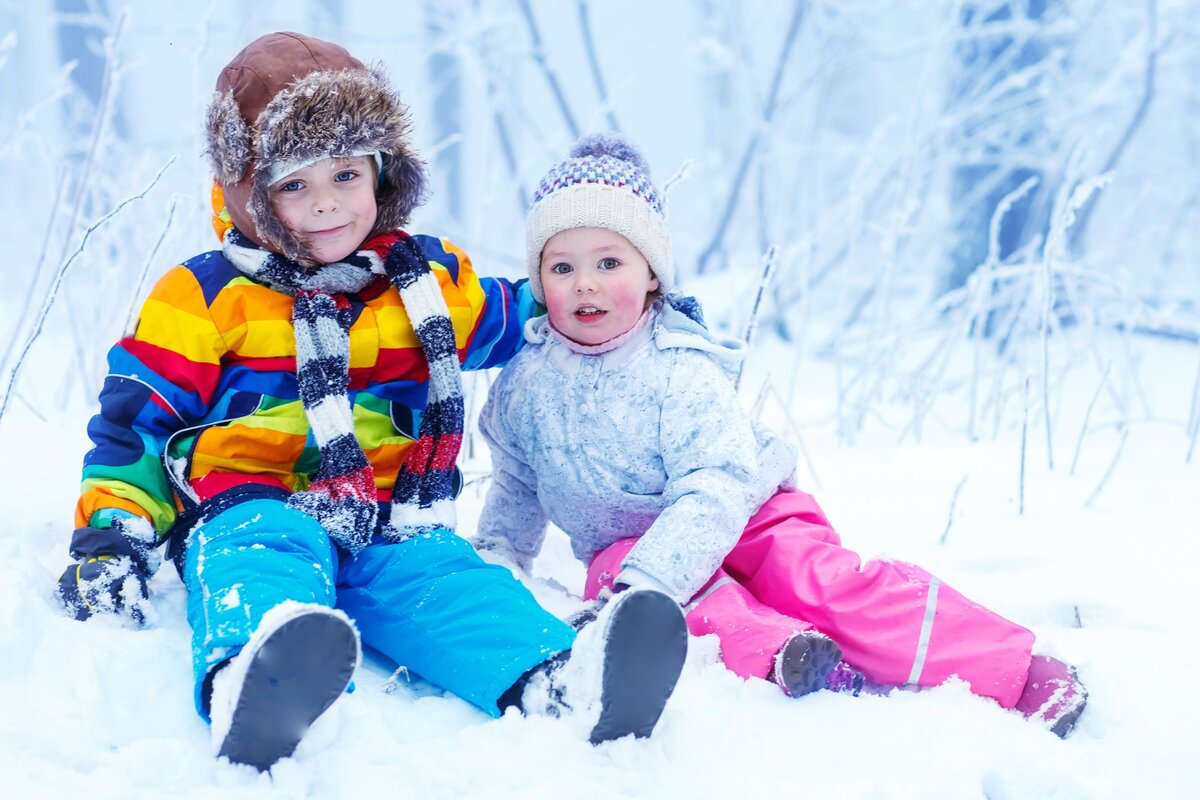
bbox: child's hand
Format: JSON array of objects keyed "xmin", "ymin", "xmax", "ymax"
[
  {"xmin": 474, "ymin": 536, "xmax": 534, "ymax": 574},
  {"xmin": 56, "ymin": 524, "xmax": 156, "ymax": 626}
]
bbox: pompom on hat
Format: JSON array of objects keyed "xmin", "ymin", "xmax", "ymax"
[
  {"xmin": 204, "ymin": 32, "xmax": 426, "ymax": 265},
  {"xmin": 526, "ymin": 134, "xmax": 673, "ymax": 303}
]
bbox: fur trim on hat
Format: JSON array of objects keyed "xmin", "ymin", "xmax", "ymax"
[
  {"xmin": 204, "ymin": 38, "xmax": 426, "ymax": 265},
  {"xmin": 205, "ymin": 89, "xmax": 254, "ymax": 187},
  {"xmin": 525, "ymin": 134, "xmax": 672, "ymax": 303}
]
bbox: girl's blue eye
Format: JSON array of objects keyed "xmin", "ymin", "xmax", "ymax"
[
  {"xmin": 278, "ymin": 180, "xmax": 303, "ymax": 192},
  {"xmin": 598, "ymin": 257, "xmax": 619, "ymax": 270},
  {"xmin": 334, "ymin": 170, "xmax": 358, "ymax": 183},
  {"xmin": 550, "ymin": 262, "xmax": 572, "ymax": 275}
]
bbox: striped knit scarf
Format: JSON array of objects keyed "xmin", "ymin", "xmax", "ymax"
[{"xmin": 222, "ymin": 227, "xmax": 464, "ymax": 554}]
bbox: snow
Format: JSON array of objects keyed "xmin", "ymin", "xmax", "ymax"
[
  {"xmin": 3, "ymin": 1, "xmax": 1200, "ymax": 796},
  {"xmin": 2, "ymin": 333, "xmax": 1198, "ymax": 799}
]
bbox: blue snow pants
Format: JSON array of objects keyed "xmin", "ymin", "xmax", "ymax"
[{"xmin": 182, "ymin": 498, "xmax": 575, "ymax": 720}]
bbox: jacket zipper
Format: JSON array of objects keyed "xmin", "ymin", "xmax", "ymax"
[{"xmin": 161, "ymin": 395, "xmax": 266, "ymax": 510}]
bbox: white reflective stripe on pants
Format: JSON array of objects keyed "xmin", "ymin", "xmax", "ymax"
[
  {"xmin": 906, "ymin": 576, "xmax": 941, "ymax": 685},
  {"xmin": 684, "ymin": 575, "xmax": 738, "ymax": 612}
]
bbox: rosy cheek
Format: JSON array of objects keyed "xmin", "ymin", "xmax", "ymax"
[
  {"xmin": 611, "ymin": 286, "xmax": 647, "ymax": 311},
  {"xmin": 542, "ymin": 287, "xmax": 569, "ymax": 318}
]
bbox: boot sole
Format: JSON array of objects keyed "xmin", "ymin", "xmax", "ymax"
[
  {"xmin": 1049, "ymin": 666, "xmax": 1088, "ymax": 739},
  {"xmin": 776, "ymin": 632, "xmax": 843, "ymax": 698},
  {"xmin": 589, "ymin": 590, "xmax": 688, "ymax": 745},
  {"xmin": 216, "ymin": 610, "xmax": 359, "ymax": 770}
]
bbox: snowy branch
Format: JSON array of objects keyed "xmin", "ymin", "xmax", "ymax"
[
  {"xmin": 1068, "ymin": 0, "xmax": 1159, "ymax": 255},
  {"xmin": 514, "ymin": 0, "xmax": 580, "ymax": 138},
  {"xmin": 696, "ymin": 0, "xmax": 806, "ymax": 274},
  {"xmin": 575, "ymin": 0, "xmax": 620, "ymax": 132},
  {"xmin": 0, "ymin": 157, "xmax": 177, "ymax": 426}
]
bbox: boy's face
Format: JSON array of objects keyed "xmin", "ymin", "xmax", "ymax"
[
  {"xmin": 269, "ymin": 155, "xmax": 379, "ymax": 264},
  {"xmin": 540, "ymin": 227, "xmax": 659, "ymax": 346}
]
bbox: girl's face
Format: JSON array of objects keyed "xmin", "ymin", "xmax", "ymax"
[
  {"xmin": 269, "ymin": 155, "xmax": 378, "ymax": 264},
  {"xmin": 540, "ymin": 227, "xmax": 659, "ymax": 346}
]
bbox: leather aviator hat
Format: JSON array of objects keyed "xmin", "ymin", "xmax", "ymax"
[{"xmin": 204, "ymin": 31, "xmax": 426, "ymax": 265}]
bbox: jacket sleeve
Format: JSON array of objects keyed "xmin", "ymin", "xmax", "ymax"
[
  {"xmin": 75, "ymin": 265, "xmax": 227, "ymax": 537},
  {"xmin": 475, "ymin": 363, "xmax": 549, "ymax": 570},
  {"xmin": 620, "ymin": 350, "xmax": 764, "ymax": 603},
  {"xmin": 415, "ymin": 235, "xmax": 540, "ymax": 372}
]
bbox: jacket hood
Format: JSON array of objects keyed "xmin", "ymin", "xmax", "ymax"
[{"xmin": 204, "ymin": 32, "xmax": 426, "ymax": 265}]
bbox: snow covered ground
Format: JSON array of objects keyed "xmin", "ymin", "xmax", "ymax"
[
  {"xmin": 1, "ymin": 324, "xmax": 1198, "ymax": 800},
  {"xmin": 3, "ymin": 1, "xmax": 1198, "ymax": 796}
]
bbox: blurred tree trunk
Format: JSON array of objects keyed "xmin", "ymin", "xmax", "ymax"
[
  {"xmin": 944, "ymin": 0, "xmax": 1061, "ymax": 304},
  {"xmin": 426, "ymin": 0, "xmax": 463, "ymax": 224}
]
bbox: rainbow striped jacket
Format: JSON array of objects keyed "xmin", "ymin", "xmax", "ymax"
[{"xmin": 76, "ymin": 234, "xmax": 532, "ymax": 540}]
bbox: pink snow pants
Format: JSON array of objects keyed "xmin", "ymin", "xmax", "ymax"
[{"xmin": 584, "ymin": 489, "xmax": 1034, "ymax": 708}]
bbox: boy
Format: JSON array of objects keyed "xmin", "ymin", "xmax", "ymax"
[{"xmin": 55, "ymin": 32, "xmax": 686, "ymax": 771}]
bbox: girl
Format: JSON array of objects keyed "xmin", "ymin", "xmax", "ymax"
[{"xmin": 477, "ymin": 134, "xmax": 1087, "ymax": 738}]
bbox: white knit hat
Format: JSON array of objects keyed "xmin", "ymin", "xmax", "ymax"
[{"xmin": 525, "ymin": 134, "xmax": 672, "ymax": 303}]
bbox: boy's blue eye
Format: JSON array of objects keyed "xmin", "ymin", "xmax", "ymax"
[
  {"xmin": 598, "ymin": 257, "xmax": 620, "ymax": 270},
  {"xmin": 550, "ymin": 262, "xmax": 573, "ymax": 275},
  {"xmin": 334, "ymin": 170, "xmax": 358, "ymax": 183},
  {"xmin": 278, "ymin": 180, "xmax": 303, "ymax": 192}
]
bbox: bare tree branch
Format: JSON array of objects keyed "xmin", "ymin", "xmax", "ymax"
[
  {"xmin": 1068, "ymin": 0, "xmax": 1158, "ymax": 254},
  {"xmin": 575, "ymin": 0, "xmax": 620, "ymax": 132},
  {"xmin": 0, "ymin": 157, "xmax": 177, "ymax": 425},
  {"xmin": 515, "ymin": 0, "xmax": 580, "ymax": 138},
  {"xmin": 697, "ymin": 0, "xmax": 807, "ymax": 274},
  {"xmin": 736, "ymin": 246, "xmax": 780, "ymax": 390}
]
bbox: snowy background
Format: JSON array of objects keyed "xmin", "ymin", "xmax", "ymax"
[{"xmin": 2, "ymin": 1, "xmax": 1199, "ymax": 797}]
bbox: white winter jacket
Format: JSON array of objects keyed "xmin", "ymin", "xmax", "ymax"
[{"xmin": 477, "ymin": 300, "xmax": 797, "ymax": 603}]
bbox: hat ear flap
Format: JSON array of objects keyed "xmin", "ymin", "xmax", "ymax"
[
  {"xmin": 375, "ymin": 150, "xmax": 427, "ymax": 229},
  {"xmin": 204, "ymin": 89, "xmax": 254, "ymax": 185}
]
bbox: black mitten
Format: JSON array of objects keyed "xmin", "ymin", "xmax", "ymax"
[{"xmin": 56, "ymin": 523, "xmax": 156, "ymax": 625}]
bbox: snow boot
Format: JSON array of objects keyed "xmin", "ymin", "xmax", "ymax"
[
  {"xmin": 587, "ymin": 588, "xmax": 688, "ymax": 744},
  {"xmin": 211, "ymin": 602, "xmax": 360, "ymax": 771},
  {"xmin": 824, "ymin": 659, "xmax": 866, "ymax": 696},
  {"xmin": 773, "ymin": 631, "xmax": 862, "ymax": 698},
  {"xmin": 522, "ymin": 588, "xmax": 688, "ymax": 744},
  {"xmin": 1014, "ymin": 655, "xmax": 1087, "ymax": 738}
]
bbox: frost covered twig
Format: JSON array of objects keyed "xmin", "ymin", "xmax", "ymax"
[
  {"xmin": 987, "ymin": 177, "xmax": 1040, "ymax": 272},
  {"xmin": 1068, "ymin": 0, "xmax": 1158, "ymax": 255},
  {"xmin": 661, "ymin": 158, "xmax": 692, "ymax": 199},
  {"xmin": 736, "ymin": 246, "xmax": 779, "ymax": 391},
  {"xmin": 575, "ymin": 0, "xmax": 620, "ymax": 132},
  {"xmin": 514, "ymin": 0, "xmax": 580, "ymax": 138},
  {"xmin": 58, "ymin": 12, "xmax": 129, "ymax": 378},
  {"xmin": 1038, "ymin": 166, "xmax": 1115, "ymax": 470},
  {"xmin": 1187, "ymin": 347, "xmax": 1200, "ymax": 463},
  {"xmin": 1070, "ymin": 360, "xmax": 1112, "ymax": 475},
  {"xmin": 0, "ymin": 157, "xmax": 177, "ymax": 426},
  {"xmin": 1085, "ymin": 425, "xmax": 1129, "ymax": 506},
  {"xmin": 1019, "ymin": 375, "xmax": 1030, "ymax": 514},
  {"xmin": 940, "ymin": 475, "xmax": 967, "ymax": 545},
  {"xmin": 382, "ymin": 666, "xmax": 412, "ymax": 693},
  {"xmin": 696, "ymin": 0, "xmax": 806, "ymax": 274},
  {"xmin": 1188, "ymin": 415, "xmax": 1199, "ymax": 464},
  {"xmin": 751, "ymin": 380, "xmax": 820, "ymax": 490},
  {"xmin": 964, "ymin": 178, "xmax": 1038, "ymax": 440},
  {"xmin": 482, "ymin": 68, "xmax": 527, "ymax": 211},
  {"xmin": 0, "ymin": 59, "xmax": 77, "ymax": 160},
  {"xmin": 123, "ymin": 195, "xmax": 179, "ymax": 336},
  {"xmin": 1, "ymin": 168, "xmax": 69, "ymax": 376}
]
